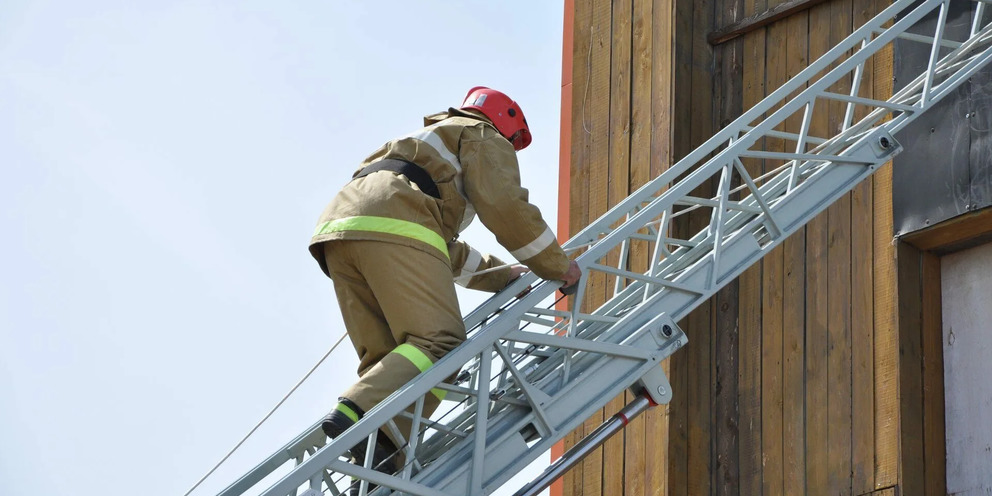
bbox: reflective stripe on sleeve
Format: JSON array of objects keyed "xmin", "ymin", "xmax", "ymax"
[
  {"xmin": 314, "ymin": 216, "xmax": 449, "ymax": 259},
  {"xmin": 462, "ymin": 248, "xmax": 483, "ymax": 275},
  {"xmin": 510, "ymin": 226, "xmax": 557, "ymax": 261},
  {"xmin": 391, "ymin": 344, "xmax": 447, "ymax": 402},
  {"xmin": 454, "ymin": 248, "xmax": 484, "ymax": 288}
]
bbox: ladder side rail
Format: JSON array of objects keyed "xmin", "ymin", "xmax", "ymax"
[
  {"xmin": 461, "ymin": 272, "xmax": 547, "ymax": 332},
  {"xmin": 216, "ymin": 423, "xmax": 325, "ymax": 496}
]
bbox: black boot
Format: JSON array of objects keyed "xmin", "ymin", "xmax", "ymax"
[{"xmin": 321, "ymin": 399, "xmax": 399, "ymax": 494}]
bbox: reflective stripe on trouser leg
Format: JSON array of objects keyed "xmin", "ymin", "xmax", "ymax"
[
  {"xmin": 335, "ymin": 402, "xmax": 361, "ymax": 423},
  {"xmin": 391, "ymin": 343, "xmax": 447, "ymax": 401},
  {"xmin": 325, "ymin": 240, "xmax": 466, "ymax": 450},
  {"xmin": 341, "ymin": 351, "xmax": 444, "ymax": 450}
]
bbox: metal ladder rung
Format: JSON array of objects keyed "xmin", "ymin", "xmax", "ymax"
[
  {"xmin": 587, "ymin": 263, "xmax": 707, "ymax": 295},
  {"xmin": 525, "ymin": 307, "xmax": 622, "ymax": 324},
  {"xmin": 737, "ymin": 150, "xmax": 875, "ymax": 164},
  {"xmin": 673, "ymin": 196, "xmax": 763, "ymax": 214},
  {"xmin": 876, "ymin": 28, "xmax": 965, "ymax": 49},
  {"xmin": 742, "ymin": 125, "xmax": 829, "ymax": 145},
  {"xmin": 819, "ymin": 91, "xmax": 919, "ymax": 112}
]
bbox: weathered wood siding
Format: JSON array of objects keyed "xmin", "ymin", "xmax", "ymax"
[
  {"xmin": 556, "ymin": 0, "xmax": 947, "ymax": 494},
  {"xmin": 559, "ymin": 0, "xmax": 675, "ymax": 494}
]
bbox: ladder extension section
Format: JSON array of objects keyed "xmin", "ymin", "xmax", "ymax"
[{"xmin": 218, "ymin": 1, "xmax": 992, "ymax": 495}]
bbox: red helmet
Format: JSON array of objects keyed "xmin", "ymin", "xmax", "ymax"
[{"xmin": 460, "ymin": 86, "xmax": 532, "ymax": 151}]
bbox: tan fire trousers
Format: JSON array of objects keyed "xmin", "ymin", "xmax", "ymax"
[{"xmin": 322, "ymin": 239, "xmax": 465, "ymax": 447}]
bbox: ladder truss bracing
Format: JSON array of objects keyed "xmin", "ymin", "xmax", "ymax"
[{"xmin": 217, "ymin": 1, "xmax": 992, "ymax": 494}]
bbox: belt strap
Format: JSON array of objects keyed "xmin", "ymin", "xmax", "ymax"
[{"xmin": 353, "ymin": 159, "xmax": 440, "ymax": 199}]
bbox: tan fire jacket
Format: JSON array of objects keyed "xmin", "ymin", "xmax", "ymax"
[{"xmin": 310, "ymin": 108, "xmax": 570, "ymax": 291}]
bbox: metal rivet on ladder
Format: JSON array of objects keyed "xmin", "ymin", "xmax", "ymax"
[{"xmin": 662, "ymin": 324, "xmax": 673, "ymax": 337}]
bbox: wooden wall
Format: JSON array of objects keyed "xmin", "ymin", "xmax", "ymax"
[
  {"xmin": 557, "ymin": 0, "xmax": 948, "ymax": 494},
  {"xmin": 560, "ymin": 0, "xmax": 675, "ymax": 493}
]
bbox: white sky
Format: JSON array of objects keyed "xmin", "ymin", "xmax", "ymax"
[{"xmin": 0, "ymin": 2, "xmax": 565, "ymax": 495}]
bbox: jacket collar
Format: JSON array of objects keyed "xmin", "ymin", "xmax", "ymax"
[{"xmin": 423, "ymin": 107, "xmax": 495, "ymax": 127}]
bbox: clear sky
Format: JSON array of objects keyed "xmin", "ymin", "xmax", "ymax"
[{"xmin": 0, "ymin": 1, "xmax": 565, "ymax": 495}]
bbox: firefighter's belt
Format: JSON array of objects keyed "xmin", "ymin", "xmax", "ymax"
[{"xmin": 353, "ymin": 159, "xmax": 441, "ymax": 199}]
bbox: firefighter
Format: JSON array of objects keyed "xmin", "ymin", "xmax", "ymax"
[{"xmin": 309, "ymin": 86, "xmax": 582, "ymax": 477}]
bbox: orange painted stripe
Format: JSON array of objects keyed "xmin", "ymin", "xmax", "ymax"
[{"xmin": 551, "ymin": 1, "xmax": 574, "ymax": 495}]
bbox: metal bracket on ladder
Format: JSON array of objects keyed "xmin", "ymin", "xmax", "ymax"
[{"xmin": 214, "ymin": 1, "xmax": 992, "ymax": 495}]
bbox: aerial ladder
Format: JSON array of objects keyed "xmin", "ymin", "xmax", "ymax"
[{"xmin": 212, "ymin": 1, "xmax": 992, "ymax": 494}]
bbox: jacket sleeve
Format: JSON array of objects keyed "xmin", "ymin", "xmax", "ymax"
[
  {"xmin": 460, "ymin": 133, "xmax": 570, "ymax": 281},
  {"xmin": 448, "ymin": 240, "xmax": 513, "ymax": 292}
]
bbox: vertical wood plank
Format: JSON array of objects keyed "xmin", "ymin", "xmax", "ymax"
[
  {"xmin": 804, "ymin": 2, "xmax": 832, "ymax": 493},
  {"xmin": 782, "ymin": 8, "xmax": 809, "ymax": 494},
  {"xmin": 667, "ymin": 0, "xmax": 695, "ymax": 493},
  {"xmin": 555, "ymin": 0, "xmax": 575, "ymax": 493},
  {"xmin": 897, "ymin": 242, "xmax": 924, "ymax": 496},
  {"xmin": 574, "ymin": 1, "xmax": 613, "ymax": 494},
  {"xmin": 826, "ymin": 182, "xmax": 853, "ymax": 496},
  {"xmin": 921, "ymin": 252, "xmax": 946, "ymax": 496},
  {"xmin": 760, "ymin": 245, "xmax": 784, "ymax": 496},
  {"xmin": 714, "ymin": 284, "xmax": 742, "ymax": 496},
  {"xmin": 625, "ymin": 1, "xmax": 654, "ymax": 494},
  {"xmin": 565, "ymin": 0, "xmax": 594, "ymax": 492},
  {"xmin": 850, "ymin": 3, "xmax": 878, "ymax": 494},
  {"xmin": 686, "ymin": 0, "xmax": 715, "ymax": 494},
  {"xmin": 826, "ymin": 2, "xmax": 854, "ymax": 494},
  {"xmin": 645, "ymin": 1, "xmax": 674, "ymax": 494},
  {"xmin": 738, "ymin": 0, "xmax": 766, "ymax": 492},
  {"xmin": 713, "ymin": 0, "xmax": 744, "ymax": 494},
  {"xmin": 650, "ymin": 0, "xmax": 674, "ymax": 184},
  {"xmin": 761, "ymin": 4, "xmax": 788, "ymax": 492},
  {"xmin": 872, "ymin": 170, "xmax": 899, "ymax": 490},
  {"xmin": 603, "ymin": 0, "xmax": 633, "ymax": 492},
  {"xmin": 871, "ymin": 0, "xmax": 898, "ymax": 485},
  {"xmin": 851, "ymin": 163, "xmax": 876, "ymax": 496}
]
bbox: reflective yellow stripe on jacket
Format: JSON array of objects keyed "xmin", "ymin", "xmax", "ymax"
[{"xmin": 313, "ymin": 216, "xmax": 449, "ymax": 259}]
